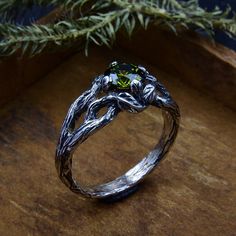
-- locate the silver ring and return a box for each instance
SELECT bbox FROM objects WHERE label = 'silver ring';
[55,62,180,199]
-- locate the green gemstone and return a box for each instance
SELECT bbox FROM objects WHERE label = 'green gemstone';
[104,63,144,90]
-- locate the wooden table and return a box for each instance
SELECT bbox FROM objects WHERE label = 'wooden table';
[0,46,235,236]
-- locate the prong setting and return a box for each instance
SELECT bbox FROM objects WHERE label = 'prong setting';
[143,84,156,103]
[146,74,157,83]
[109,61,118,68]
[138,65,149,75]
[101,75,112,91]
[130,79,143,94]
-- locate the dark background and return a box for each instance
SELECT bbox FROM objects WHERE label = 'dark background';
[6,0,236,51]
[198,0,236,50]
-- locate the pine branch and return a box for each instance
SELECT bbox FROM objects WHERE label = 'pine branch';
[0,0,235,57]
[111,0,236,36]
[0,10,126,56]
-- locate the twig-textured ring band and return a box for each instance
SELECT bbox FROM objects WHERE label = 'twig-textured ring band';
[55,62,180,199]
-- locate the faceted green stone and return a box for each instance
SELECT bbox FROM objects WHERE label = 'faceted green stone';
[104,63,144,90]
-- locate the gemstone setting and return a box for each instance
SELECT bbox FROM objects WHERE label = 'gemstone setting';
[104,63,146,90]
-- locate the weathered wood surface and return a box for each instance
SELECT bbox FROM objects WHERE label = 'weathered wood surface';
[1,26,236,112]
[0,47,235,236]
[0,8,73,108]
[118,28,236,111]
[0,50,75,108]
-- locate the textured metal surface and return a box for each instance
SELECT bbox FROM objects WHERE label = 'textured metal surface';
[55,65,180,198]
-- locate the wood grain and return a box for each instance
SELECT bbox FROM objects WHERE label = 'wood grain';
[0,7,72,108]
[118,28,236,111]
[0,47,235,236]
[0,49,75,108]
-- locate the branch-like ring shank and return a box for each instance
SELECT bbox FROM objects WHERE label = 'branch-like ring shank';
[55,77,180,198]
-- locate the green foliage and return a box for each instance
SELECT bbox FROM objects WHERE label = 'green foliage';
[0,0,235,56]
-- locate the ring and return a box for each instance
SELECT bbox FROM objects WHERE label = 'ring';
[55,61,180,199]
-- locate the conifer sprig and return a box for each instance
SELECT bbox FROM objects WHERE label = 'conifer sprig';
[0,0,235,56]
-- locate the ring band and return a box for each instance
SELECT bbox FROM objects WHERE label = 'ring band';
[55,62,180,199]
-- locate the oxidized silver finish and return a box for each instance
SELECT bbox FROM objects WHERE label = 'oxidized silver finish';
[55,62,180,199]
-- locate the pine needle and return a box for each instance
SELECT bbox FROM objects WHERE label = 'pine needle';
[0,0,235,56]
